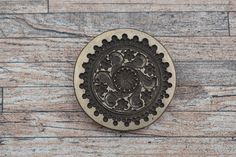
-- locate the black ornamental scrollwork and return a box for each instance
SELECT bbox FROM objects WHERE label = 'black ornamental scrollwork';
[79,34,172,127]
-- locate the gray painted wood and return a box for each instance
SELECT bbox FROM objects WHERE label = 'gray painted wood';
[49,0,236,12]
[0,2,235,156]
[0,12,228,38]
[0,112,235,137]
[0,0,47,13]
[3,86,236,112]
[0,61,235,87]
[0,88,2,113]
[229,12,236,36]
[1,37,236,63]
[1,137,236,156]
[176,61,236,86]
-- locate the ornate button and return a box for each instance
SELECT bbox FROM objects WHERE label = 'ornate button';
[74,29,176,131]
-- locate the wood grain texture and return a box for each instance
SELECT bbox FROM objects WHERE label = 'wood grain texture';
[0,12,228,38]
[0,0,47,13]
[175,61,236,86]
[4,87,78,112]
[0,62,73,87]
[0,88,2,112]
[0,61,235,87]
[0,88,2,104]
[229,12,236,36]
[0,112,235,137]
[0,38,87,62]
[0,2,235,155]
[3,86,236,112]
[1,37,236,63]
[1,137,236,157]
[49,0,236,12]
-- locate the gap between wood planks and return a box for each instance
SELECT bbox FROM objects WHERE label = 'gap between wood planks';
[2,0,236,13]
[0,2,234,156]
[47,0,236,12]
[0,88,2,113]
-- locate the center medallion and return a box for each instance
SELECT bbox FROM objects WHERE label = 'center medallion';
[112,66,140,93]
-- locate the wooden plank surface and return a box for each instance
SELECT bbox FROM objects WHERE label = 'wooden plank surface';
[0,12,228,38]
[0,61,235,87]
[175,61,236,86]
[1,37,236,63]
[49,0,236,12]
[0,88,2,112]
[3,86,236,112]
[0,112,235,137]
[229,12,236,36]
[0,0,48,13]
[0,62,73,87]
[1,137,236,157]
[1,1,236,156]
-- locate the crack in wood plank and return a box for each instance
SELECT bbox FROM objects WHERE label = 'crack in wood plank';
[0,3,234,155]
[0,12,228,38]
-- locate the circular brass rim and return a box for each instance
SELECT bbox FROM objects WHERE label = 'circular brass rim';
[74,29,176,131]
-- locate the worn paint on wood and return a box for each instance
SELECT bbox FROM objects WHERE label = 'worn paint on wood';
[229,12,236,36]
[1,137,236,156]
[0,88,2,112]
[0,62,73,87]
[0,112,236,137]
[0,1,236,156]
[49,0,236,12]
[3,86,236,112]
[0,0,48,13]
[0,12,228,38]
[1,37,236,63]
[175,61,236,86]
[0,61,235,87]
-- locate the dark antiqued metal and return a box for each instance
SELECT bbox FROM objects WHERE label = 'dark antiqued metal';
[74,29,176,131]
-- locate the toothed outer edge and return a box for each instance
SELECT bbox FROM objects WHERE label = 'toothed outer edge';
[74,29,176,131]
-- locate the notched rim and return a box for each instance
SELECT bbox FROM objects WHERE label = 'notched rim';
[74,29,176,131]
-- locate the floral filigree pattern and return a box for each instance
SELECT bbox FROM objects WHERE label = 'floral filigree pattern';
[123,49,135,61]
[94,82,108,97]
[93,49,158,113]
[116,98,129,110]
[100,57,112,70]
[79,34,173,126]
[144,64,156,76]
[141,90,152,103]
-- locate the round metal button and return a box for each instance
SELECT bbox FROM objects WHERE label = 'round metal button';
[74,29,176,131]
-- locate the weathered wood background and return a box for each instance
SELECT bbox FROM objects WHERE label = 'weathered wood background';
[0,0,236,156]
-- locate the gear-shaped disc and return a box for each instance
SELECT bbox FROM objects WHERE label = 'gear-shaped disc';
[74,29,176,131]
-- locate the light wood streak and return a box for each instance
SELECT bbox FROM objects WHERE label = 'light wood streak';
[49,0,236,12]
[0,112,236,137]
[1,137,236,156]
[3,86,236,112]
